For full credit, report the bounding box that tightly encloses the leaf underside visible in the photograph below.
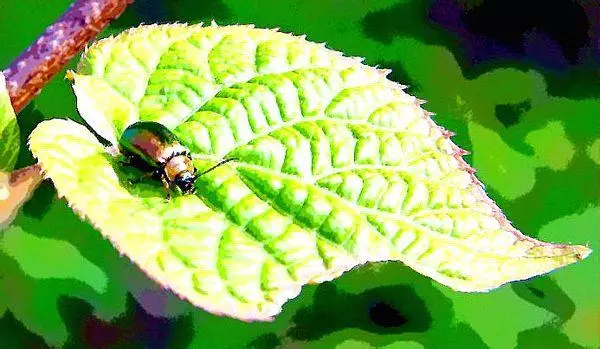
[29,24,590,321]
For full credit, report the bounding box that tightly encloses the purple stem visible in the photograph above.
[2,0,134,114]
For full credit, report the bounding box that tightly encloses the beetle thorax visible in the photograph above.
[164,155,195,181]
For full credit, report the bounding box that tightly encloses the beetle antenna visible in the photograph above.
[197,158,237,177]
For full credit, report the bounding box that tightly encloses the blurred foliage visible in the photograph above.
[0,0,598,348]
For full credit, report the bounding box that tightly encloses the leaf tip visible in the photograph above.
[574,244,592,260]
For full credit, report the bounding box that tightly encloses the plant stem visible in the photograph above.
[1,0,134,226]
[3,0,134,114]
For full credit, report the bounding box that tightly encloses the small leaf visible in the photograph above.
[30,24,591,321]
[0,72,19,172]
[0,165,43,229]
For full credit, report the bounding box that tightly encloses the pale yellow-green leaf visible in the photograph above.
[30,24,591,321]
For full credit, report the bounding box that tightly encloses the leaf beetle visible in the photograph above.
[118,121,233,197]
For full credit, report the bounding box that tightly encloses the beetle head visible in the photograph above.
[173,171,196,194]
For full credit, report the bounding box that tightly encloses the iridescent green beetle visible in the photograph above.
[119,121,232,196]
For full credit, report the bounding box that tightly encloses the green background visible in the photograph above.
[1,0,599,347]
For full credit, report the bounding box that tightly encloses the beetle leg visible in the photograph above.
[117,153,134,166]
[127,170,156,187]
[119,155,151,184]
[131,172,154,183]
[161,174,172,201]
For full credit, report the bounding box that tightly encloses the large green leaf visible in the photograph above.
[0,72,19,172]
[29,24,591,321]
